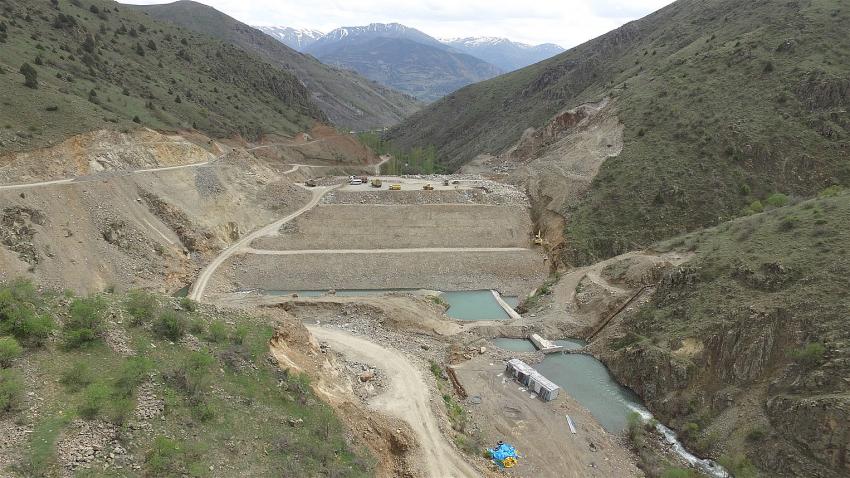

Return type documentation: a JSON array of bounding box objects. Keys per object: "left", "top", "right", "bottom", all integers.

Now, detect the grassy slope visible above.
[
  {"left": 604, "top": 191, "right": 850, "bottom": 477},
  {"left": 133, "top": 1, "right": 422, "bottom": 131},
  {"left": 388, "top": 0, "right": 850, "bottom": 264},
  {"left": 0, "top": 283, "right": 372, "bottom": 477},
  {"left": 0, "top": 0, "right": 325, "bottom": 154}
]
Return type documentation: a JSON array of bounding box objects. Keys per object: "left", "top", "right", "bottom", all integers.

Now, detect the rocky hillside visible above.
[
  {"left": 0, "top": 0, "right": 326, "bottom": 154},
  {"left": 595, "top": 190, "right": 850, "bottom": 478},
  {"left": 0, "top": 280, "right": 372, "bottom": 477},
  {"left": 388, "top": 0, "right": 850, "bottom": 264},
  {"left": 135, "top": 2, "right": 421, "bottom": 130},
  {"left": 442, "top": 37, "right": 564, "bottom": 72},
  {"left": 304, "top": 23, "right": 503, "bottom": 102}
]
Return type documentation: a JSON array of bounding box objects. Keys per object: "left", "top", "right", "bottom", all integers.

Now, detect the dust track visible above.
[
  {"left": 308, "top": 326, "right": 479, "bottom": 478},
  {"left": 244, "top": 247, "right": 531, "bottom": 255},
  {"left": 188, "top": 186, "right": 336, "bottom": 301}
]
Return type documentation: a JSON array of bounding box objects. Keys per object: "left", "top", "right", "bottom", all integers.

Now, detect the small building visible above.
[
  {"left": 530, "top": 334, "right": 565, "bottom": 354},
  {"left": 505, "top": 358, "right": 560, "bottom": 401}
]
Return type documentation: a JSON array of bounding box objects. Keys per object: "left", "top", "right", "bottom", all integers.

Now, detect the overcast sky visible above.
[{"left": 120, "top": 0, "right": 675, "bottom": 47}]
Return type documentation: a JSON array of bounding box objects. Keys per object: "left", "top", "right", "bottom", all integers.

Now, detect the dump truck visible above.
[
  {"left": 304, "top": 179, "right": 317, "bottom": 188},
  {"left": 389, "top": 184, "right": 401, "bottom": 191},
  {"left": 371, "top": 178, "right": 383, "bottom": 188},
  {"left": 423, "top": 184, "right": 434, "bottom": 191}
]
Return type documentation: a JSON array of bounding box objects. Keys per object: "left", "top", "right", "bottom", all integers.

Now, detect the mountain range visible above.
[
  {"left": 133, "top": 1, "right": 421, "bottom": 130},
  {"left": 257, "top": 23, "right": 565, "bottom": 101}
]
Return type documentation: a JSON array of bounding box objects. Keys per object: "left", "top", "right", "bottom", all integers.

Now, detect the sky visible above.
[{"left": 121, "top": 0, "right": 676, "bottom": 48}]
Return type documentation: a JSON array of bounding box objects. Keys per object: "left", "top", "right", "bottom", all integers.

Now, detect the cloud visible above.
[{"left": 120, "top": 0, "right": 675, "bottom": 47}]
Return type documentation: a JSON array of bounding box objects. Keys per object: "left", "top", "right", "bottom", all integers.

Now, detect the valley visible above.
[{"left": 1, "top": 0, "right": 848, "bottom": 477}]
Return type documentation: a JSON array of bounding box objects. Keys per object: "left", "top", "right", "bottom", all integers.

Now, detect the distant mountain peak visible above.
[
  {"left": 441, "top": 37, "right": 565, "bottom": 71},
  {"left": 255, "top": 26, "right": 324, "bottom": 51}
]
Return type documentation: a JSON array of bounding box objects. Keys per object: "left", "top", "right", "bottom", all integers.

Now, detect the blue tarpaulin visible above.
[{"left": 489, "top": 443, "right": 518, "bottom": 468}]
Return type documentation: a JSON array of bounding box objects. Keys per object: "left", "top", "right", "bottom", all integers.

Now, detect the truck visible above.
[
  {"left": 389, "top": 184, "right": 401, "bottom": 191},
  {"left": 371, "top": 178, "right": 383, "bottom": 188},
  {"left": 423, "top": 184, "right": 434, "bottom": 191}
]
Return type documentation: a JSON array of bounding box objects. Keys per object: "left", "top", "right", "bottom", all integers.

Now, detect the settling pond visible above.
[
  {"left": 492, "top": 338, "right": 729, "bottom": 478},
  {"left": 265, "top": 289, "right": 519, "bottom": 321}
]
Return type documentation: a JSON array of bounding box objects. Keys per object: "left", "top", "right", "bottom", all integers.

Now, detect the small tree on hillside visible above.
[{"left": 19, "top": 63, "right": 37, "bottom": 89}]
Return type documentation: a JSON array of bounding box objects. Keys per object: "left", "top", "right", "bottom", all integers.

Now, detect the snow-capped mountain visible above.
[
  {"left": 441, "top": 37, "right": 564, "bottom": 72},
  {"left": 306, "top": 23, "right": 448, "bottom": 57},
  {"left": 255, "top": 26, "right": 324, "bottom": 51}
]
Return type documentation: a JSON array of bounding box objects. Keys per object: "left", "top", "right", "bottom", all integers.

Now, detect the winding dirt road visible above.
[
  {"left": 187, "top": 185, "right": 336, "bottom": 301},
  {"left": 243, "top": 246, "right": 531, "bottom": 255},
  {"left": 308, "top": 326, "right": 479, "bottom": 478}
]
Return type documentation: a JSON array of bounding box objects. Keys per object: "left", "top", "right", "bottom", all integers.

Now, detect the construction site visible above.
[{"left": 0, "top": 123, "right": 713, "bottom": 478}]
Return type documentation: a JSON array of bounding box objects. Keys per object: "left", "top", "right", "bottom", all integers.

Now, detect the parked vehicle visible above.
[
  {"left": 389, "top": 184, "right": 402, "bottom": 191},
  {"left": 371, "top": 179, "right": 383, "bottom": 188}
]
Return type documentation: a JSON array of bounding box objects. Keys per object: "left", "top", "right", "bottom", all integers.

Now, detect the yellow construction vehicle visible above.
[
  {"left": 389, "top": 184, "right": 402, "bottom": 191},
  {"left": 533, "top": 230, "right": 545, "bottom": 246}
]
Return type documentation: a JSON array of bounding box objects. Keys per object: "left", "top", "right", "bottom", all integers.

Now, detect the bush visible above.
[
  {"left": 208, "top": 320, "right": 228, "bottom": 343},
  {"left": 719, "top": 453, "right": 758, "bottom": 478},
  {"left": 0, "top": 337, "right": 23, "bottom": 367},
  {"left": 78, "top": 382, "right": 111, "bottom": 419},
  {"left": 662, "top": 468, "right": 697, "bottom": 478},
  {"left": 746, "top": 427, "right": 766, "bottom": 442},
  {"left": 0, "top": 279, "right": 54, "bottom": 345},
  {"left": 231, "top": 324, "right": 249, "bottom": 345},
  {"left": 627, "top": 411, "right": 646, "bottom": 447},
  {"left": 114, "top": 356, "right": 153, "bottom": 397},
  {"left": 60, "top": 361, "right": 94, "bottom": 392},
  {"left": 125, "top": 290, "right": 158, "bottom": 326},
  {"left": 790, "top": 342, "right": 826, "bottom": 367},
  {"left": 146, "top": 436, "right": 183, "bottom": 475},
  {"left": 179, "top": 297, "right": 196, "bottom": 312},
  {"left": 0, "top": 369, "right": 24, "bottom": 413},
  {"left": 748, "top": 200, "right": 764, "bottom": 214},
  {"left": 63, "top": 297, "right": 106, "bottom": 349},
  {"left": 153, "top": 310, "right": 187, "bottom": 341},
  {"left": 19, "top": 62, "right": 37, "bottom": 88},
  {"left": 818, "top": 185, "right": 844, "bottom": 198},
  {"left": 165, "top": 351, "right": 214, "bottom": 401},
  {"left": 105, "top": 397, "right": 134, "bottom": 425},
  {"left": 765, "top": 193, "right": 789, "bottom": 208}
]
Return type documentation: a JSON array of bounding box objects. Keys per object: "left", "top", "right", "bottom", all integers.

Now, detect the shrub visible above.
[
  {"left": 125, "top": 290, "right": 158, "bottom": 326},
  {"left": 165, "top": 351, "right": 214, "bottom": 401},
  {"left": 765, "top": 193, "right": 789, "bottom": 208},
  {"left": 179, "top": 297, "right": 196, "bottom": 312},
  {"left": 60, "top": 361, "right": 94, "bottom": 392},
  {"left": 778, "top": 215, "right": 799, "bottom": 231},
  {"left": 818, "top": 185, "right": 844, "bottom": 198},
  {"left": 63, "top": 297, "right": 106, "bottom": 349},
  {"left": 748, "top": 200, "right": 764, "bottom": 213},
  {"left": 790, "top": 342, "right": 826, "bottom": 367},
  {"left": 626, "top": 411, "right": 646, "bottom": 447},
  {"left": 105, "top": 397, "right": 134, "bottom": 425},
  {"left": 208, "top": 320, "right": 228, "bottom": 343},
  {"left": 0, "top": 337, "right": 23, "bottom": 367},
  {"left": 153, "top": 310, "right": 187, "bottom": 341},
  {"left": 719, "top": 453, "right": 758, "bottom": 478},
  {"left": 0, "top": 280, "right": 53, "bottom": 345},
  {"left": 146, "top": 436, "right": 194, "bottom": 475},
  {"left": 19, "top": 63, "right": 38, "bottom": 88},
  {"left": 114, "top": 356, "right": 153, "bottom": 397},
  {"left": 78, "top": 382, "right": 111, "bottom": 419},
  {"left": 662, "top": 468, "right": 697, "bottom": 478},
  {"left": 231, "top": 324, "right": 249, "bottom": 345},
  {"left": 191, "top": 401, "right": 215, "bottom": 422},
  {"left": 0, "top": 369, "right": 24, "bottom": 413},
  {"left": 746, "top": 427, "right": 766, "bottom": 442}
]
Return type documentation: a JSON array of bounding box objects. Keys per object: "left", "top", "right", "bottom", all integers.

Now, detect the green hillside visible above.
[
  {"left": 134, "top": 1, "right": 422, "bottom": 131},
  {"left": 0, "top": 0, "right": 325, "bottom": 154},
  {"left": 0, "top": 281, "right": 372, "bottom": 476},
  {"left": 602, "top": 189, "right": 850, "bottom": 478},
  {"left": 388, "top": 0, "right": 850, "bottom": 264}
]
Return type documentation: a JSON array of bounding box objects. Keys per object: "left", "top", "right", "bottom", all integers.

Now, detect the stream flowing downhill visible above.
[{"left": 493, "top": 339, "right": 730, "bottom": 478}]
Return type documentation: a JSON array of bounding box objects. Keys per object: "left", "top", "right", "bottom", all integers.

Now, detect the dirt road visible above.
[
  {"left": 244, "top": 246, "right": 531, "bottom": 255},
  {"left": 308, "top": 326, "right": 480, "bottom": 478},
  {"left": 0, "top": 160, "right": 212, "bottom": 191},
  {"left": 188, "top": 185, "right": 336, "bottom": 301}
]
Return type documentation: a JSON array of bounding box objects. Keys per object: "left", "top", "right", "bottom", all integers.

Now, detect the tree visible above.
[
  {"left": 19, "top": 63, "right": 37, "bottom": 89},
  {"left": 82, "top": 33, "right": 95, "bottom": 53}
]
